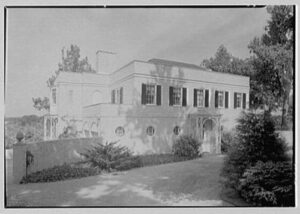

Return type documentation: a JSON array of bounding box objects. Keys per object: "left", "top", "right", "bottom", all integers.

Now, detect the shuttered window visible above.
[
  {"left": 111, "top": 87, "right": 123, "bottom": 104},
  {"left": 170, "top": 87, "right": 186, "bottom": 106},
  {"left": 120, "top": 87, "right": 123, "bottom": 104},
  {"left": 234, "top": 92, "right": 246, "bottom": 109},
  {"left": 111, "top": 90, "right": 115, "bottom": 104},
  {"left": 215, "top": 90, "right": 228, "bottom": 108},
  {"left": 194, "top": 89, "right": 206, "bottom": 107},
  {"left": 141, "top": 83, "right": 161, "bottom": 105}
]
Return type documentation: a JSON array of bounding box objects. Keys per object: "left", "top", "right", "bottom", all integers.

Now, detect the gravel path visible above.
[{"left": 6, "top": 155, "right": 232, "bottom": 207}]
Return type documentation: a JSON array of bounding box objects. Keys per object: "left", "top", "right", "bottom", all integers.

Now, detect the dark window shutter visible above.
[
  {"left": 141, "top": 84, "right": 146, "bottom": 105},
  {"left": 194, "top": 89, "right": 197, "bottom": 107},
  {"left": 205, "top": 89, "right": 209, "bottom": 107},
  {"left": 120, "top": 87, "right": 123, "bottom": 104},
  {"left": 169, "top": 86, "right": 173, "bottom": 106},
  {"left": 215, "top": 90, "right": 218, "bottom": 108},
  {"left": 182, "top": 88, "right": 187, "bottom": 106},
  {"left": 225, "top": 91, "right": 229, "bottom": 108},
  {"left": 111, "top": 90, "right": 115, "bottom": 104},
  {"left": 243, "top": 93, "right": 246, "bottom": 109},
  {"left": 234, "top": 92, "right": 237, "bottom": 109},
  {"left": 156, "top": 85, "right": 161, "bottom": 106}
]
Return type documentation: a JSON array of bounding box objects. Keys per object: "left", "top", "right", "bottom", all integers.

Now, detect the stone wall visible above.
[{"left": 13, "top": 138, "right": 102, "bottom": 184}]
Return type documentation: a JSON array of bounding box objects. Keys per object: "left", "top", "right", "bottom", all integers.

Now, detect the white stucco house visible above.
[{"left": 44, "top": 53, "right": 250, "bottom": 154}]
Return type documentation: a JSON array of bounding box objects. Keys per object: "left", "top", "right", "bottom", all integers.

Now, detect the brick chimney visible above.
[{"left": 96, "top": 50, "right": 117, "bottom": 74}]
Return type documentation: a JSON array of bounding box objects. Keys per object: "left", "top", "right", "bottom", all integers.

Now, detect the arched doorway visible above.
[{"left": 202, "top": 119, "right": 217, "bottom": 153}]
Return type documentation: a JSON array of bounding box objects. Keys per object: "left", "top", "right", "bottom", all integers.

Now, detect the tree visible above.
[
  {"left": 249, "top": 6, "right": 294, "bottom": 128},
  {"left": 33, "top": 45, "right": 95, "bottom": 111},
  {"left": 202, "top": 45, "right": 252, "bottom": 76},
  {"left": 32, "top": 97, "right": 50, "bottom": 111}
]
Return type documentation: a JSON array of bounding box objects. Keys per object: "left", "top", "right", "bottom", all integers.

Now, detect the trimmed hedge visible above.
[
  {"left": 20, "top": 163, "right": 100, "bottom": 184},
  {"left": 238, "top": 161, "right": 294, "bottom": 206}
]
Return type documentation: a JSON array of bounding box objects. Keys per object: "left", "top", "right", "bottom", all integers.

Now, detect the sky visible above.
[{"left": 5, "top": 7, "right": 270, "bottom": 117}]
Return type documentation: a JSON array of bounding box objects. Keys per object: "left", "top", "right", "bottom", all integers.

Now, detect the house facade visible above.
[{"left": 44, "top": 58, "right": 250, "bottom": 154}]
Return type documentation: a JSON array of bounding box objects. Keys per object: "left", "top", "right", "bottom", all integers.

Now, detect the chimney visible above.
[{"left": 96, "top": 50, "right": 117, "bottom": 74}]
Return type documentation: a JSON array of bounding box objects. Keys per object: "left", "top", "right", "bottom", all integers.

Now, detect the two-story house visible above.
[{"left": 44, "top": 56, "right": 250, "bottom": 154}]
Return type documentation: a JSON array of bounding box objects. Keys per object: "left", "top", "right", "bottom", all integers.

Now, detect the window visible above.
[
  {"left": 145, "top": 84, "right": 156, "bottom": 104},
  {"left": 146, "top": 126, "right": 155, "bottom": 136},
  {"left": 68, "top": 90, "right": 73, "bottom": 104},
  {"left": 173, "top": 126, "right": 181, "bottom": 135},
  {"left": 196, "top": 89, "right": 204, "bottom": 107},
  {"left": 215, "top": 90, "right": 228, "bottom": 108},
  {"left": 111, "top": 87, "right": 123, "bottom": 104},
  {"left": 173, "top": 87, "right": 182, "bottom": 106},
  {"left": 115, "top": 126, "right": 125, "bottom": 137},
  {"left": 91, "top": 131, "right": 98, "bottom": 137},
  {"left": 170, "top": 87, "right": 187, "bottom": 106},
  {"left": 142, "top": 84, "right": 161, "bottom": 106},
  {"left": 52, "top": 88, "right": 56, "bottom": 104},
  {"left": 236, "top": 93, "right": 242, "bottom": 108},
  {"left": 218, "top": 91, "right": 224, "bottom": 108},
  {"left": 234, "top": 92, "right": 246, "bottom": 109}
]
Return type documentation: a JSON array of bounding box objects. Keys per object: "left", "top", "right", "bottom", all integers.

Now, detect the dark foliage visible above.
[
  {"left": 271, "top": 115, "right": 293, "bottom": 131},
  {"left": 221, "top": 130, "right": 236, "bottom": 154},
  {"left": 81, "top": 142, "right": 136, "bottom": 172},
  {"left": 222, "top": 112, "right": 288, "bottom": 188},
  {"left": 172, "top": 135, "right": 201, "bottom": 158},
  {"left": 137, "top": 154, "right": 189, "bottom": 167},
  {"left": 20, "top": 163, "right": 100, "bottom": 184},
  {"left": 238, "top": 161, "right": 294, "bottom": 206}
]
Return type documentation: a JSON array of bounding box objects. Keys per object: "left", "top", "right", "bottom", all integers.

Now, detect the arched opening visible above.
[
  {"left": 92, "top": 91, "right": 102, "bottom": 105},
  {"left": 46, "top": 119, "right": 51, "bottom": 138},
  {"left": 202, "top": 119, "right": 217, "bottom": 153}
]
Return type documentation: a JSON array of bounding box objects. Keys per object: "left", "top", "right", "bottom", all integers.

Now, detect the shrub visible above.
[
  {"left": 238, "top": 161, "right": 294, "bottom": 206},
  {"left": 222, "top": 112, "right": 288, "bottom": 188},
  {"left": 20, "top": 163, "right": 100, "bottom": 184},
  {"left": 221, "top": 130, "right": 236, "bottom": 154},
  {"left": 172, "top": 135, "right": 201, "bottom": 158},
  {"left": 137, "top": 154, "right": 189, "bottom": 167},
  {"left": 81, "top": 141, "right": 138, "bottom": 172}
]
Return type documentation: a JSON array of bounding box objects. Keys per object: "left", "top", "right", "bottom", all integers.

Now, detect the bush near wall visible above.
[
  {"left": 20, "top": 163, "right": 100, "bottom": 184},
  {"left": 221, "top": 130, "right": 236, "bottom": 154},
  {"left": 172, "top": 135, "right": 201, "bottom": 158},
  {"left": 238, "top": 161, "right": 294, "bottom": 206}
]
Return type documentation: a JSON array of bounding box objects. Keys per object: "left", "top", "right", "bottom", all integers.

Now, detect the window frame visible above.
[
  {"left": 146, "top": 126, "right": 155, "bottom": 136},
  {"left": 115, "top": 126, "right": 125, "bottom": 137},
  {"left": 172, "top": 87, "right": 182, "bottom": 106},
  {"left": 145, "top": 84, "right": 157, "bottom": 105},
  {"left": 235, "top": 92, "right": 242, "bottom": 109},
  {"left": 196, "top": 89, "right": 205, "bottom": 107},
  {"left": 218, "top": 91, "right": 225, "bottom": 108},
  {"left": 173, "top": 126, "right": 181, "bottom": 135}
]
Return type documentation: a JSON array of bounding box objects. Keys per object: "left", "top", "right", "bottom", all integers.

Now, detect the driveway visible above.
[{"left": 6, "top": 155, "right": 232, "bottom": 207}]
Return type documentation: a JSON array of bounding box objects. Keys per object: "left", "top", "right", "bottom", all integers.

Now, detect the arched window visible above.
[
  {"left": 92, "top": 91, "right": 102, "bottom": 105},
  {"left": 146, "top": 126, "right": 155, "bottom": 136},
  {"left": 115, "top": 126, "right": 125, "bottom": 137},
  {"left": 173, "top": 126, "right": 181, "bottom": 135}
]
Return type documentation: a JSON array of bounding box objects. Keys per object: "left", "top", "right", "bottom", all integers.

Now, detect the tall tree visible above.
[
  {"left": 249, "top": 6, "right": 294, "bottom": 128},
  {"left": 202, "top": 45, "right": 253, "bottom": 76},
  {"left": 33, "top": 45, "right": 95, "bottom": 111}
]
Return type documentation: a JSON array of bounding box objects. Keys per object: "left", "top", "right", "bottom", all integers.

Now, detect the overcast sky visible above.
[{"left": 6, "top": 7, "right": 270, "bottom": 117}]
